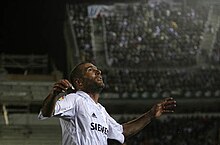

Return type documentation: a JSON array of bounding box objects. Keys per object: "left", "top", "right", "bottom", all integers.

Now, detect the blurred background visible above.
[{"left": 0, "top": 0, "right": 220, "bottom": 144}]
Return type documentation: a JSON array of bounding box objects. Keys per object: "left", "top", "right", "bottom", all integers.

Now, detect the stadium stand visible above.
[
  {"left": 0, "top": 125, "right": 61, "bottom": 145},
  {"left": 118, "top": 114, "right": 220, "bottom": 145},
  {"left": 0, "top": 54, "right": 62, "bottom": 144},
  {"left": 67, "top": 4, "right": 94, "bottom": 62},
  {"left": 102, "top": 2, "right": 207, "bottom": 67},
  {"left": 65, "top": 0, "right": 220, "bottom": 100},
  {"left": 101, "top": 66, "right": 220, "bottom": 98},
  {"left": 211, "top": 26, "right": 220, "bottom": 64}
]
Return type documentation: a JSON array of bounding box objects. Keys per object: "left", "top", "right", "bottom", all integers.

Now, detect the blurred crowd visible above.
[
  {"left": 102, "top": 66, "right": 220, "bottom": 98},
  {"left": 67, "top": 1, "right": 220, "bottom": 67},
  {"left": 67, "top": 2, "right": 209, "bottom": 66},
  {"left": 118, "top": 115, "right": 220, "bottom": 145},
  {"left": 68, "top": 4, "right": 94, "bottom": 62},
  {"left": 104, "top": 2, "right": 208, "bottom": 67},
  {"left": 67, "top": 2, "right": 220, "bottom": 99}
]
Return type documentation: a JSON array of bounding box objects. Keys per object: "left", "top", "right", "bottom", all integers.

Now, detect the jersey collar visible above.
[{"left": 76, "top": 91, "right": 100, "bottom": 106}]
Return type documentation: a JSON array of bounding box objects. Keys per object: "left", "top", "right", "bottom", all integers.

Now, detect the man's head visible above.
[{"left": 69, "top": 62, "right": 105, "bottom": 93}]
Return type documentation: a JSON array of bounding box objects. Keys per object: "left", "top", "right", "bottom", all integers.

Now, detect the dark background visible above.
[
  {"left": 1, "top": 0, "right": 67, "bottom": 72},
  {"left": 1, "top": 0, "right": 136, "bottom": 73},
  {"left": 1, "top": 0, "right": 66, "bottom": 53}
]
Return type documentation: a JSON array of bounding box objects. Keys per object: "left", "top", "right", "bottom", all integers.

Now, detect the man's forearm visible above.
[
  {"left": 41, "top": 92, "right": 60, "bottom": 117},
  {"left": 122, "top": 110, "right": 154, "bottom": 139}
]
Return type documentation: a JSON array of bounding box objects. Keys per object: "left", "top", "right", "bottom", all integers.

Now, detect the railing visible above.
[
  {"left": 0, "top": 54, "right": 49, "bottom": 74},
  {"left": 0, "top": 81, "right": 53, "bottom": 104}
]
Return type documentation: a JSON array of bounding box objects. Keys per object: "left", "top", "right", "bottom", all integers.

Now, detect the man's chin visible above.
[
  {"left": 98, "top": 83, "right": 105, "bottom": 92},
  {"left": 101, "top": 83, "right": 105, "bottom": 88},
  {"left": 97, "top": 81, "right": 105, "bottom": 88}
]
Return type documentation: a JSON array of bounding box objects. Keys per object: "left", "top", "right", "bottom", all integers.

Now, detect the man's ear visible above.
[{"left": 75, "top": 78, "right": 83, "bottom": 87}]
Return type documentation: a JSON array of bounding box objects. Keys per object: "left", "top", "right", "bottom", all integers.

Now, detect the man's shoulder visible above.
[
  {"left": 66, "top": 92, "right": 81, "bottom": 99},
  {"left": 58, "top": 92, "right": 82, "bottom": 102}
]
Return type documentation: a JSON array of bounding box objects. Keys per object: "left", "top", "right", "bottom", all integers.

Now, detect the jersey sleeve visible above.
[
  {"left": 53, "top": 93, "right": 78, "bottom": 119},
  {"left": 103, "top": 108, "right": 124, "bottom": 144}
]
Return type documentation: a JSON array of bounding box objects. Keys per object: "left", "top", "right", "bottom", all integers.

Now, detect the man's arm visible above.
[
  {"left": 40, "top": 79, "right": 73, "bottom": 117},
  {"left": 122, "top": 97, "right": 176, "bottom": 139}
]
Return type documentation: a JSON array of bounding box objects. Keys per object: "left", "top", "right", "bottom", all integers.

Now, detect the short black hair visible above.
[
  {"left": 69, "top": 62, "right": 97, "bottom": 88},
  {"left": 69, "top": 62, "right": 86, "bottom": 87}
]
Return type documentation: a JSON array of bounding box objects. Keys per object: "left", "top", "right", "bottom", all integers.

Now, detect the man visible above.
[{"left": 38, "top": 62, "right": 176, "bottom": 145}]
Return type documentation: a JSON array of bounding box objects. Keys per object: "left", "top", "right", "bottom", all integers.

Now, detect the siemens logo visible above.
[{"left": 91, "top": 122, "right": 108, "bottom": 135}]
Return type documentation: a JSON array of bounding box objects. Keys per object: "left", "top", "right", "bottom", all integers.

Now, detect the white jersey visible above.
[{"left": 38, "top": 91, "right": 124, "bottom": 145}]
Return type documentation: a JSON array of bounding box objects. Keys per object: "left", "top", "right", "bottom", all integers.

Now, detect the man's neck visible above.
[{"left": 87, "top": 92, "right": 99, "bottom": 104}]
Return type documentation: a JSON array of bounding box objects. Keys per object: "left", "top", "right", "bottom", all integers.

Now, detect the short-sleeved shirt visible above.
[{"left": 38, "top": 91, "right": 124, "bottom": 145}]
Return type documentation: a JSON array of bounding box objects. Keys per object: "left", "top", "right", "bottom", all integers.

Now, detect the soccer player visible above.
[{"left": 38, "top": 62, "right": 176, "bottom": 145}]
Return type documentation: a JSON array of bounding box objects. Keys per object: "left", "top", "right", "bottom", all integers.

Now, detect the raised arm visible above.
[
  {"left": 122, "top": 97, "right": 176, "bottom": 139},
  {"left": 40, "top": 79, "right": 73, "bottom": 117}
]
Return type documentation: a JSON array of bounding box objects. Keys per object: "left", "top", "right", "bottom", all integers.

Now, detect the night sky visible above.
[{"left": 1, "top": 0, "right": 67, "bottom": 72}]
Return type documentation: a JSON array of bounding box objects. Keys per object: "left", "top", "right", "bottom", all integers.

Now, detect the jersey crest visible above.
[{"left": 58, "top": 96, "right": 65, "bottom": 101}]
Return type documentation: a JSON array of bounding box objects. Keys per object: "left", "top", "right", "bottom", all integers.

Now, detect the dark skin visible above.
[{"left": 40, "top": 63, "right": 176, "bottom": 142}]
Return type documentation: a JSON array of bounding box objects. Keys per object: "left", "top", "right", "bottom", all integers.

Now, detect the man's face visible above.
[{"left": 80, "top": 63, "right": 105, "bottom": 93}]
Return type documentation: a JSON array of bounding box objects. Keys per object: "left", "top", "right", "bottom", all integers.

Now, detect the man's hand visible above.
[
  {"left": 51, "top": 79, "right": 74, "bottom": 96},
  {"left": 150, "top": 97, "right": 176, "bottom": 118}
]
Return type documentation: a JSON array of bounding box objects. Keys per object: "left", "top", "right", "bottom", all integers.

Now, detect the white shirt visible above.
[{"left": 38, "top": 91, "right": 124, "bottom": 145}]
